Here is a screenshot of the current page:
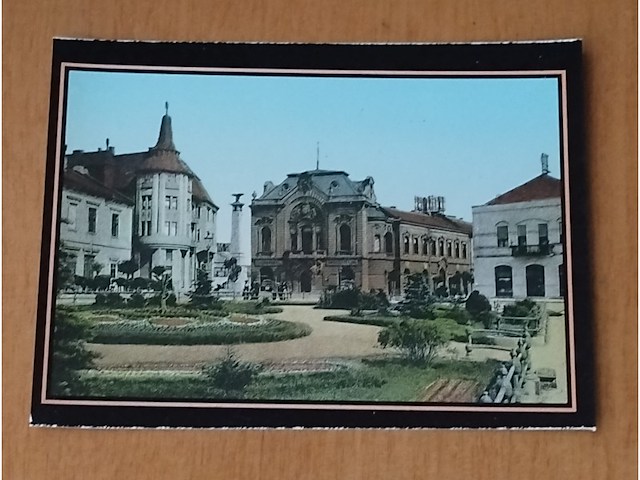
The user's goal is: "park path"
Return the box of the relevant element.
[89,305,510,370]
[89,306,384,369]
[523,313,569,404]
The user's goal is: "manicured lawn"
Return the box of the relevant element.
[78,357,498,403]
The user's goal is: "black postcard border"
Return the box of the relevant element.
[31,39,594,429]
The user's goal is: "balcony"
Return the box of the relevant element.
[510,243,553,257]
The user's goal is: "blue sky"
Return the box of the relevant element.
[64,70,561,258]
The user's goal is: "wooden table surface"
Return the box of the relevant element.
[4,1,637,478]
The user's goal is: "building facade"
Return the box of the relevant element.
[250,169,472,296]
[472,172,564,301]
[62,108,221,296]
[59,168,134,279]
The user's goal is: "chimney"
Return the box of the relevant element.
[541,153,550,175]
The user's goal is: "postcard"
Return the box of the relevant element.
[31,39,593,428]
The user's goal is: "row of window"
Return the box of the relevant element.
[496,221,561,247]
[495,264,565,297]
[67,203,121,237]
[140,195,213,220]
[399,235,468,259]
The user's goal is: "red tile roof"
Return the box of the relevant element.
[383,207,472,235]
[486,174,561,205]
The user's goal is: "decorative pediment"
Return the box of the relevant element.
[290,201,323,224]
[255,216,274,226]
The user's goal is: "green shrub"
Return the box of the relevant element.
[147,293,177,307]
[131,277,150,290]
[127,292,146,308]
[94,293,107,306]
[465,290,491,317]
[502,299,538,318]
[378,319,450,364]
[202,349,262,396]
[442,306,472,325]
[49,307,98,396]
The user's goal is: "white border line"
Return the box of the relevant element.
[40,62,577,414]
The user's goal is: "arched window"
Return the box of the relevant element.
[403,235,410,254]
[446,241,452,257]
[430,239,437,255]
[422,237,429,255]
[412,237,419,254]
[526,264,545,297]
[438,239,444,256]
[454,241,460,258]
[339,224,351,253]
[462,242,468,259]
[497,224,509,247]
[495,265,513,297]
[261,226,272,253]
[384,232,393,253]
[373,235,381,253]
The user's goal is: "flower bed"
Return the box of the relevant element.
[90,318,312,345]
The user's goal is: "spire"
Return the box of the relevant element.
[153,102,177,151]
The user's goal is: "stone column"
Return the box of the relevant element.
[151,174,159,234]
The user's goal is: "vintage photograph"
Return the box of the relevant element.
[32,40,591,428]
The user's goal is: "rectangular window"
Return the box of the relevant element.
[67,203,77,229]
[197,207,201,219]
[111,213,119,237]
[146,221,152,236]
[538,223,549,245]
[165,221,171,236]
[83,255,95,277]
[142,195,152,209]
[517,224,527,246]
[171,196,178,210]
[88,207,97,234]
[497,225,508,247]
[166,250,173,263]
[110,263,117,278]
[171,222,178,236]
[165,196,171,209]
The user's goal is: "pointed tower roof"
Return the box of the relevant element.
[139,104,193,176]
[153,102,177,151]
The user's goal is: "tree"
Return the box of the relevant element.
[151,266,173,313]
[465,290,494,329]
[56,244,76,294]
[49,307,98,396]
[202,348,262,398]
[118,258,139,280]
[378,319,449,364]
[401,273,434,318]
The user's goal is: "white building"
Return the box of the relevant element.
[59,168,134,278]
[63,106,222,297]
[471,171,564,302]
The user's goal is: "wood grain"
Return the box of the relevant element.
[3,0,637,478]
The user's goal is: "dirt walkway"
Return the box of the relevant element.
[522,313,569,404]
[89,306,383,368]
[89,305,512,370]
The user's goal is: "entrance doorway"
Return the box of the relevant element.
[300,269,312,292]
